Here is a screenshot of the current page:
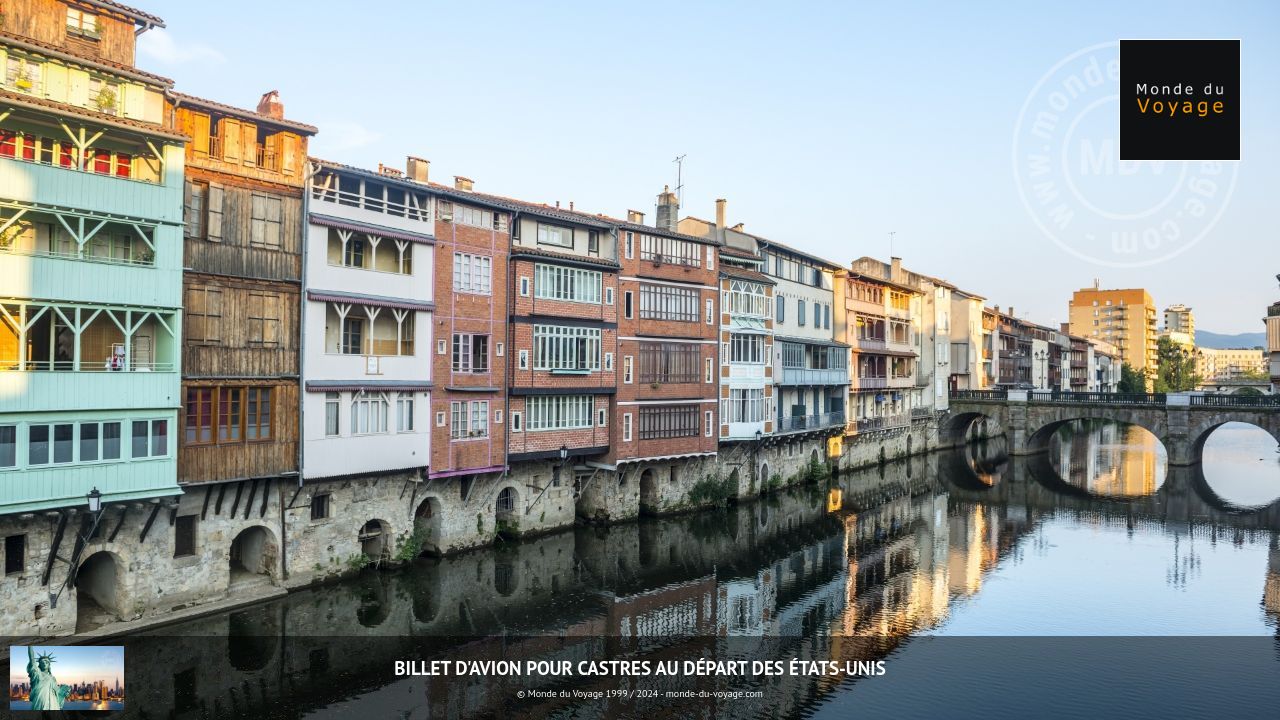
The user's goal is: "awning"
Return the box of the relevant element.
[851,348,918,359]
[309,213,435,245]
[306,289,435,313]
[306,380,431,393]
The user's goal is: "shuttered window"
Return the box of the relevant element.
[247,292,281,347]
[250,193,283,248]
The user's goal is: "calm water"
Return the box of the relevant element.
[82,422,1280,718]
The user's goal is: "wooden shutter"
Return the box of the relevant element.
[249,193,265,246]
[280,133,298,176]
[220,118,241,162]
[191,112,211,155]
[207,183,224,241]
[241,122,258,166]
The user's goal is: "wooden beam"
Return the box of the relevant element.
[243,479,259,520]
[66,514,92,587]
[138,503,160,543]
[41,511,68,586]
[259,479,270,518]
[167,505,177,526]
[108,506,129,543]
[215,483,228,515]
[286,484,303,510]
[229,481,245,518]
[201,485,213,520]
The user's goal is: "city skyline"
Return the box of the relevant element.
[8,646,125,688]
[135,0,1279,333]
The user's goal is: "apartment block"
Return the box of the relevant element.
[1068,284,1158,375]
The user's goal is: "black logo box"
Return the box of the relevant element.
[1120,39,1240,160]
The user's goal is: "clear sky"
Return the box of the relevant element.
[9,645,125,687]
[137,1,1280,333]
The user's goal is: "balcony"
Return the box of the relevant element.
[0,157,182,222]
[852,376,887,390]
[777,412,845,433]
[847,414,910,434]
[0,369,180,413]
[778,366,849,386]
[727,363,767,381]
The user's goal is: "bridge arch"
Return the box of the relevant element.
[1187,417,1280,467]
[1021,406,1171,457]
[941,410,1005,446]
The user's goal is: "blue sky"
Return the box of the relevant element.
[137,1,1279,333]
[9,645,125,687]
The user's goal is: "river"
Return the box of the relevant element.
[91,421,1280,718]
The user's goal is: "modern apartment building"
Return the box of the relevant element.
[0,0,185,635]
[1068,284,1158,375]
[1267,287,1280,393]
[1196,347,1266,381]
[1163,304,1195,345]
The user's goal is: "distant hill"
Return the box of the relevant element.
[1196,330,1266,349]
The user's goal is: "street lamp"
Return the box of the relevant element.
[87,487,102,514]
[558,445,569,463]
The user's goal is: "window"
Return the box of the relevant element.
[325,392,340,436]
[451,334,489,373]
[624,232,634,259]
[640,284,698,322]
[723,389,768,423]
[623,412,633,442]
[798,300,806,326]
[28,425,49,465]
[217,387,243,442]
[351,393,389,434]
[729,334,765,364]
[310,493,330,521]
[706,245,715,271]
[396,393,414,432]
[527,395,593,431]
[705,410,714,436]
[453,253,492,294]
[66,8,99,38]
[185,180,207,239]
[723,280,768,316]
[250,194,283,248]
[342,236,366,268]
[588,230,599,254]
[340,316,364,355]
[623,355,633,383]
[640,233,700,267]
[824,304,832,330]
[706,298,714,324]
[173,515,196,558]
[535,264,602,303]
[454,205,494,229]
[519,277,530,297]
[0,426,15,468]
[186,287,222,344]
[185,388,214,445]
[246,388,272,440]
[533,326,600,371]
[247,293,281,347]
[435,411,446,427]
[639,342,700,383]
[705,357,714,383]
[510,412,523,432]
[605,287,614,305]
[518,349,529,370]
[639,405,700,439]
[624,291,633,319]
[450,401,489,438]
[129,419,168,458]
[537,224,572,248]
[4,535,23,575]
[103,422,121,459]
[494,409,502,424]
[776,295,786,323]
[604,352,614,371]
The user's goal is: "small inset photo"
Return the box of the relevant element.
[9,645,124,712]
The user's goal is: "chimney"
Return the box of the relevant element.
[715,198,727,228]
[627,209,645,224]
[1093,278,1101,290]
[656,185,679,233]
[890,256,902,283]
[454,176,473,191]
[1009,306,1015,318]
[730,223,744,232]
[569,201,574,211]
[406,156,430,183]
[256,90,284,120]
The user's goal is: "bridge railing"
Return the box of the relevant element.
[1027,390,1167,405]
[1189,394,1280,408]
[950,389,1007,401]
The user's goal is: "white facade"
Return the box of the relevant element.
[302,164,436,479]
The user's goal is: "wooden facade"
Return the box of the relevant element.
[0,0,161,67]
[174,94,315,486]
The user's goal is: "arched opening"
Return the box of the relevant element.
[943,411,999,445]
[75,551,123,632]
[354,574,390,627]
[494,557,518,596]
[1198,421,1280,508]
[495,487,518,539]
[1044,419,1167,498]
[414,497,443,556]
[359,519,391,564]
[639,469,658,515]
[229,526,277,587]
[226,606,279,671]
[759,462,771,489]
[728,467,740,493]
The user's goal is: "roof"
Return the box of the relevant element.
[426,181,615,229]
[0,88,187,142]
[0,29,173,87]
[510,245,619,270]
[169,91,318,135]
[305,380,431,393]
[841,270,922,296]
[754,236,843,271]
[773,335,851,349]
[83,0,166,28]
[309,158,513,213]
[305,289,435,313]
[613,219,722,246]
[720,265,775,285]
[719,245,759,260]
[309,213,434,245]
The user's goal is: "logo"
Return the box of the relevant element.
[1120,40,1240,160]
[1013,42,1238,268]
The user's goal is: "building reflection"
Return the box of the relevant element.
[1051,420,1166,497]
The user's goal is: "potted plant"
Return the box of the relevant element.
[14,70,33,91]
[94,87,117,113]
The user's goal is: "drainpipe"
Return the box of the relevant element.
[503,211,518,491]
[285,161,318,581]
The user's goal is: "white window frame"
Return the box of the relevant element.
[535,264,602,304]
[705,410,714,436]
[533,325,601,372]
[526,395,594,431]
[623,355,633,383]
[453,252,492,294]
[396,393,414,432]
[351,392,390,435]
[510,411,523,432]
[622,413,633,442]
[450,400,489,439]
[705,357,714,383]
[518,349,529,370]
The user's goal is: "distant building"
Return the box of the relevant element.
[1068,283,1158,375]
[1265,282,1280,392]
[1163,304,1195,345]
[1196,347,1266,381]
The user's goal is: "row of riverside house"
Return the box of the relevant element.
[0,0,1120,638]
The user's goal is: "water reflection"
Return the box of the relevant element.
[1202,422,1280,508]
[1049,419,1167,497]
[96,424,1280,719]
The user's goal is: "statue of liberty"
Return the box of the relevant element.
[26,646,71,710]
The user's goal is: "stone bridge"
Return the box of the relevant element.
[943,390,1280,466]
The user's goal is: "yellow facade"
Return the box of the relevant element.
[1068,287,1158,374]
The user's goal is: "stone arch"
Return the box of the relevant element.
[75,550,126,632]
[414,496,443,555]
[941,411,1002,445]
[229,524,278,586]
[1187,416,1280,467]
[1022,408,1169,457]
[359,519,392,563]
[809,448,820,468]
[639,468,659,515]
[494,555,519,597]
[495,485,519,537]
[759,461,771,487]
[226,606,279,672]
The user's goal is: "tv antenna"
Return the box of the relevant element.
[673,154,686,206]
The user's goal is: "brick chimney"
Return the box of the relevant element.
[256,90,284,120]
[406,156,429,183]
[656,185,678,233]
[627,209,645,224]
[715,198,727,228]
[454,176,473,191]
